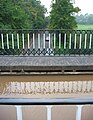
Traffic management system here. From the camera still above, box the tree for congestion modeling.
[49,0,80,29]
[0,0,48,29]
[0,0,29,29]
[21,0,47,29]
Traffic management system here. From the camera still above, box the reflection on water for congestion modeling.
[0,81,93,95]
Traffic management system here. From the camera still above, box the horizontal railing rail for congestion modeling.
[0,98,93,105]
[0,98,93,120]
[0,29,93,56]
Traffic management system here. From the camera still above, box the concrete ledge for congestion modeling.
[0,56,93,75]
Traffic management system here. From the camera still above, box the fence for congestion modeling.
[0,29,93,56]
[0,98,93,120]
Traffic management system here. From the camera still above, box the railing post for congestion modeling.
[15,106,22,120]
[79,34,82,49]
[43,33,45,49]
[76,105,83,120]
[54,33,56,49]
[49,33,51,48]
[64,33,66,49]
[33,33,35,49]
[17,34,19,49]
[1,34,4,49]
[69,33,72,49]
[59,33,61,49]
[84,34,87,49]
[12,34,14,49]
[28,33,30,49]
[7,34,9,49]
[22,33,25,49]
[38,33,40,49]
[74,34,77,49]
[46,106,52,120]
[89,34,92,49]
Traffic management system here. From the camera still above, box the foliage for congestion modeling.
[0,0,28,29]
[49,0,80,29]
[21,0,47,29]
[0,0,47,29]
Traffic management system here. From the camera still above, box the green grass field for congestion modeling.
[77,24,93,30]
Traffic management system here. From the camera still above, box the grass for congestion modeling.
[77,24,93,30]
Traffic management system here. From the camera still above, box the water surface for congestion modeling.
[0,75,93,98]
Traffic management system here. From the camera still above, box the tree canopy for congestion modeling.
[0,0,47,29]
[49,0,80,29]
[0,0,81,29]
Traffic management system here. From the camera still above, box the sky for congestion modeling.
[40,0,93,15]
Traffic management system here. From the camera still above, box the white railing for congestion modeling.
[0,98,93,120]
[15,105,83,120]
[0,29,93,56]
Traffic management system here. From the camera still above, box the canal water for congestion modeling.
[0,75,93,120]
[0,75,93,98]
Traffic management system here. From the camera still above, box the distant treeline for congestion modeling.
[75,14,93,25]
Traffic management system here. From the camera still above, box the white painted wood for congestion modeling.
[43,33,45,49]
[49,33,51,48]
[54,33,56,49]
[69,33,72,49]
[17,34,19,49]
[27,33,30,49]
[74,34,77,49]
[22,33,25,49]
[7,34,9,49]
[84,34,87,49]
[76,105,83,120]
[12,34,14,49]
[46,106,52,120]
[59,33,61,49]
[38,33,40,49]
[89,34,92,49]
[33,33,35,49]
[64,33,66,49]
[79,34,82,49]
[15,106,22,120]
[1,34,4,49]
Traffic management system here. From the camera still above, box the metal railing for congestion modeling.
[0,98,93,120]
[0,29,93,56]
